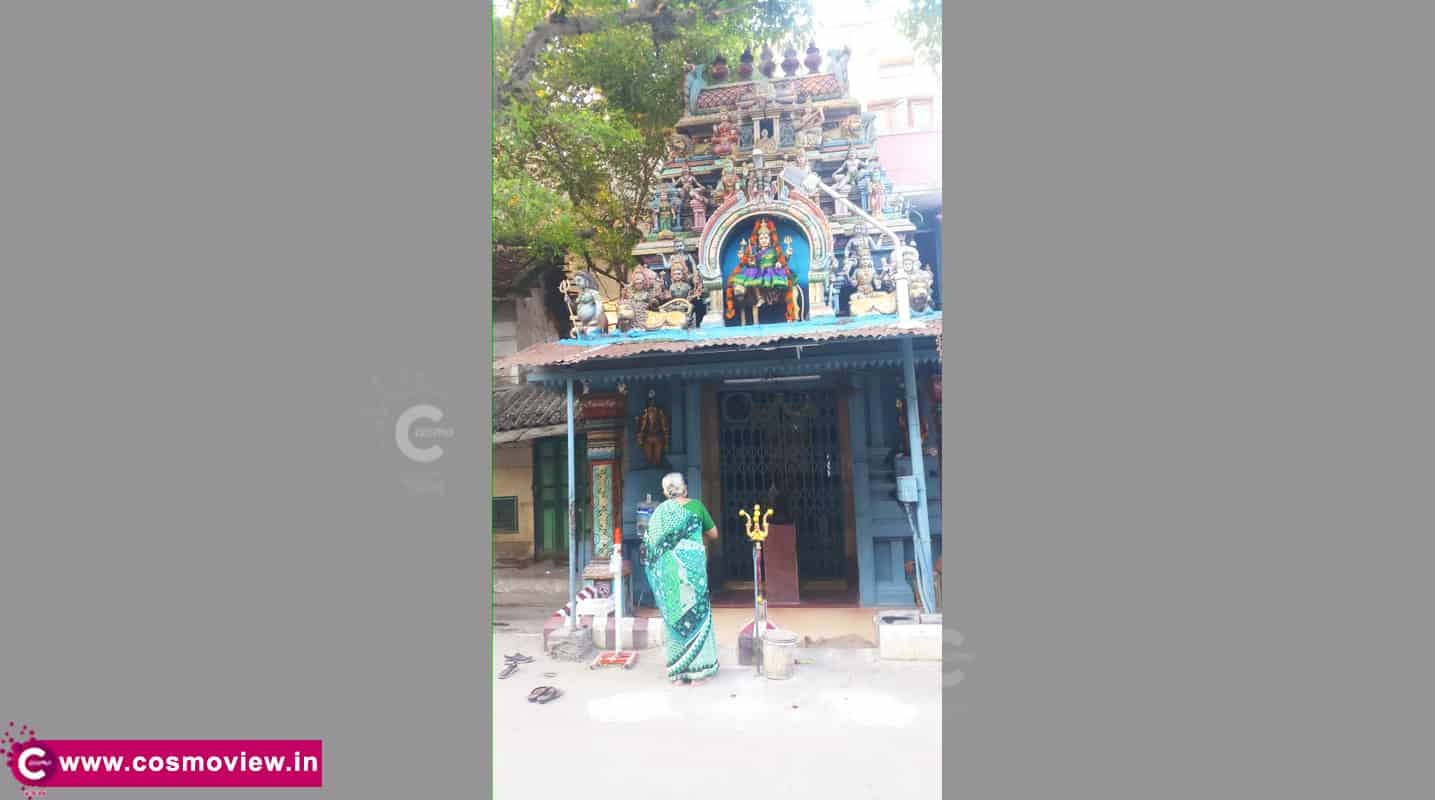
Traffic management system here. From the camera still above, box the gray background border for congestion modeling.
[3,1,1432,798]
[944,1,1433,797]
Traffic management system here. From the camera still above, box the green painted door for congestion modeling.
[533,435,588,561]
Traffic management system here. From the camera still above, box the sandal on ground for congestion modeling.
[527,686,560,704]
[498,662,518,679]
[505,653,534,664]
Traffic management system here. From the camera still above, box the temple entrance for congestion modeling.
[714,388,851,605]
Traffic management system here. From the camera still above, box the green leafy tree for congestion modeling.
[493,0,813,285]
[894,0,941,68]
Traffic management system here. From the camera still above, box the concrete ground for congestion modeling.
[491,622,942,799]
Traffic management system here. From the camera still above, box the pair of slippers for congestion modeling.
[527,686,562,704]
[497,652,534,680]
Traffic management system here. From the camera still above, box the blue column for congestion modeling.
[565,379,577,628]
[900,339,936,612]
[865,373,887,449]
[684,382,702,501]
[849,374,875,606]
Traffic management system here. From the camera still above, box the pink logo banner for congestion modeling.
[7,739,322,789]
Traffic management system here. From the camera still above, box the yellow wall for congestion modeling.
[493,442,534,561]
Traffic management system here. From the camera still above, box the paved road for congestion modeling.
[491,627,942,799]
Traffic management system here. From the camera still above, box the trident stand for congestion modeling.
[739,504,773,676]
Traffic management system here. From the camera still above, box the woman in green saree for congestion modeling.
[642,472,720,686]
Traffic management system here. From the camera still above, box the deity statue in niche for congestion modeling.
[677,164,710,231]
[846,226,898,316]
[850,241,881,298]
[856,158,874,211]
[754,124,775,154]
[615,264,663,332]
[868,163,888,214]
[894,394,931,456]
[724,217,800,325]
[634,391,670,467]
[666,131,693,163]
[899,245,936,312]
[665,245,703,304]
[830,146,863,208]
[712,159,739,206]
[711,112,740,157]
[794,94,825,150]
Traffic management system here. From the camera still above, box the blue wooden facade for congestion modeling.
[525,316,941,608]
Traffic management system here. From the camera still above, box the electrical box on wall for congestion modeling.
[896,475,919,504]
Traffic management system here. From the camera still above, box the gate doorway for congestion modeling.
[715,388,849,603]
[532,435,588,562]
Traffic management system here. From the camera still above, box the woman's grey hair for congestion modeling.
[661,472,687,499]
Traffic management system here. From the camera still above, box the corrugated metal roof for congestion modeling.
[495,313,942,371]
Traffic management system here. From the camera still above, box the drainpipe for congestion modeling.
[900,339,937,613]
[566,379,577,630]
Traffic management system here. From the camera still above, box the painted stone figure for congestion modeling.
[845,229,898,316]
[831,146,863,204]
[635,392,670,467]
[899,245,936,312]
[856,159,873,212]
[563,270,608,337]
[665,247,702,304]
[794,95,825,150]
[711,112,740,157]
[666,131,693,163]
[827,45,851,93]
[868,162,887,214]
[725,217,799,324]
[754,125,775,154]
[616,265,661,332]
[712,159,739,206]
[678,165,710,231]
[665,181,682,233]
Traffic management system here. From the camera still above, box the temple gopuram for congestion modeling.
[499,41,942,619]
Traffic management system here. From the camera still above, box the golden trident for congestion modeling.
[739,504,773,542]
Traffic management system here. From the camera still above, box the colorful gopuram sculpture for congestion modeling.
[603,35,928,333]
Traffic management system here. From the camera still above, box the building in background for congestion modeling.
[492,247,586,563]
[816,3,943,303]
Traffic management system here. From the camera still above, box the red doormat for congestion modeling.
[589,651,640,670]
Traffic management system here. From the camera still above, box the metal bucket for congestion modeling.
[762,630,800,680]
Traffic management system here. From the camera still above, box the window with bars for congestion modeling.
[493,496,519,532]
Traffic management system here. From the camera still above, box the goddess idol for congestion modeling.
[724,217,800,324]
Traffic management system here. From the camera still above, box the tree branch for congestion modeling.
[497,0,703,104]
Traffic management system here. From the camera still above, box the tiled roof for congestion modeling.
[495,313,941,371]
[492,384,567,432]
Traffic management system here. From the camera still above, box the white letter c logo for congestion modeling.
[18,746,48,781]
[397,404,444,463]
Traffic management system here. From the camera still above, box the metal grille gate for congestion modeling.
[718,389,845,582]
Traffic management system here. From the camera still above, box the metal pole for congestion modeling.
[753,541,763,676]
[612,525,623,651]
[901,339,937,613]
[566,379,577,630]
